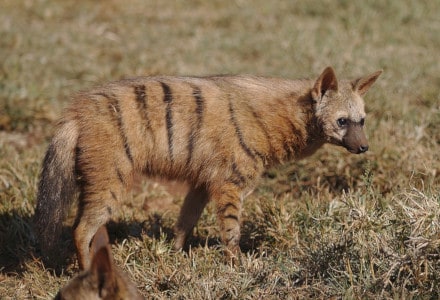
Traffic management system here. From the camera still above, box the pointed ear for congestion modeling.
[90,225,110,257]
[352,70,383,96]
[312,66,338,101]
[91,246,117,297]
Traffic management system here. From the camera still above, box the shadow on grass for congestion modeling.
[130,213,271,257]
[0,210,272,275]
[0,208,83,274]
[131,213,221,251]
[0,209,37,273]
[0,210,146,275]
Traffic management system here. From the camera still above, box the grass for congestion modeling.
[0,0,439,298]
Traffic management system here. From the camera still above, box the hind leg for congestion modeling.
[73,193,114,270]
[73,152,132,269]
[74,176,131,270]
[173,184,209,250]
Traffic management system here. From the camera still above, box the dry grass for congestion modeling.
[0,0,439,299]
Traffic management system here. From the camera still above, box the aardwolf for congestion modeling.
[35,66,382,269]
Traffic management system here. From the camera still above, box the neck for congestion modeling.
[258,87,325,165]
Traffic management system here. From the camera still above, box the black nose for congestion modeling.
[359,145,369,153]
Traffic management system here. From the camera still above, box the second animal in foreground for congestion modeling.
[55,226,143,299]
[34,66,382,269]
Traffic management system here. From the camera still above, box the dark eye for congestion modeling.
[337,118,348,127]
[360,118,365,126]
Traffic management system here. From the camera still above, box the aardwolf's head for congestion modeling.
[312,67,382,154]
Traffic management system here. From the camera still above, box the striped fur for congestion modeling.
[34,67,382,269]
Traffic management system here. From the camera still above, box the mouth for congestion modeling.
[346,147,361,154]
[329,137,368,154]
[344,144,368,154]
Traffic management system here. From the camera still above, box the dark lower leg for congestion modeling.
[173,184,209,250]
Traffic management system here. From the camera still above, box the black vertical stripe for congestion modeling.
[110,191,118,201]
[97,92,134,165]
[160,82,174,163]
[283,116,305,158]
[229,161,246,188]
[134,85,152,129]
[186,85,204,166]
[228,100,257,161]
[249,108,272,162]
[134,85,146,103]
[74,145,84,186]
[194,87,204,116]
[115,168,125,185]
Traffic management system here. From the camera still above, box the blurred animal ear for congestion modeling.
[90,225,110,257]
[90,226,117,297]
[352,70,383,96]
[90,246,117,298]
[312,66,338,101]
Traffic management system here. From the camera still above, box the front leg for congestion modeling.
[173,184,210,250]
[212,183,244,262]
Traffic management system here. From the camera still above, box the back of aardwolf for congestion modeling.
[55,226,143,300]
[34,66,382,269]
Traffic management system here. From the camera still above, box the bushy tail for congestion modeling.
[34,119,79,262]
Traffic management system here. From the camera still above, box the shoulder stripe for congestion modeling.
[160,82,174,163]
[96,92,134,165]
[282,116,306,158]
[228,100,256,162]
[249,108,273,162]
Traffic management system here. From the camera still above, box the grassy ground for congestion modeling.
[0,0,439,299]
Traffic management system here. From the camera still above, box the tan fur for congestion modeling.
[55,226,143,300]
[34,67,382,269]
